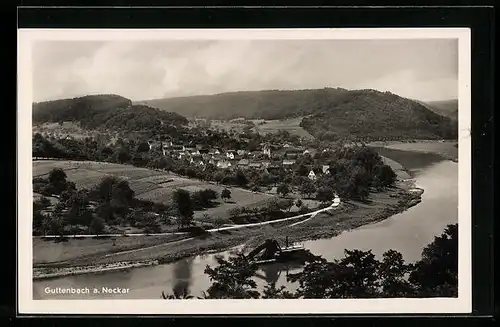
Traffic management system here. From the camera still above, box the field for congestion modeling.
[207,117,314,140]
[32,122,98,140]
[252,117,315,139]
[32,160,276,221]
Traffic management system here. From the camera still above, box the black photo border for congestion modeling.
[9,4,496,325]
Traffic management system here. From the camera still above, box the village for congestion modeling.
[150,139,331,181]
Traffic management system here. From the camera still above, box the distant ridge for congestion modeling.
[138,88,458,141]
[417,99,458,120]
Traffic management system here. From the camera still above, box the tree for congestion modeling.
[48,168,67,185]
[89,217,105,236]
[234,170,248,186]
[221,188,231,202]
[277,183,291,197]
[137,141,150,153]
[116,148,131,164]
[262,281,296,299]
[296,164,309,177]
[191,189,218,209]
[409,224,458,297]
[378,250,415,297]
[277,198,294,212]
[295,199,303,209]
[374,164,397,187]
[173,189,194,228]
[96,202,114,223]
[316,187,334,203]
[299,180,316,199]
[49,217,65,236]
[204,254,260,299]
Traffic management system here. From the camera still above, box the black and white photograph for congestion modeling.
[18,28,471,314]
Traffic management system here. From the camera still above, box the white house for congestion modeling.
[237,149,246,156]
[263,145,271,157]
[322,165,330,174]
[217,160,232,169]
[308,170,317,181]
[226,151,235,160]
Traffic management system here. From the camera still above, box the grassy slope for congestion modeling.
[33,160,275,220]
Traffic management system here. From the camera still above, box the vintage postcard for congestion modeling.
[18,28,471,315]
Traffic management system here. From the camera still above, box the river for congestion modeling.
[33,149,458,300]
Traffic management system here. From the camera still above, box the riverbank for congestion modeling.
[33,178,421,280]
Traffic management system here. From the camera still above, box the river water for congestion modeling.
[33,149,458,300]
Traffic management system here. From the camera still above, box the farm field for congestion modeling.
[208,117,314,140]
[32,160,276,221]
[33,121,98,140]
[252,117,315,139]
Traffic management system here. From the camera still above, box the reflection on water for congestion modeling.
[171,257,194,296]
[34,153,458,299]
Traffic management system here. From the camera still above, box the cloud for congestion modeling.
[32,39,458,102]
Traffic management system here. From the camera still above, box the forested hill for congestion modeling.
[138,88,353,120]
[300,89,458,141]
[139,88,458,141]
[33,94,189,131]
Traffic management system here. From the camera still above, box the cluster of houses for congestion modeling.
[149,140,330,180]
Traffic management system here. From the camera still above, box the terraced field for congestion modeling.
[32,160,276,220]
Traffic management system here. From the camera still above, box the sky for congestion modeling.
[32,39,458,103]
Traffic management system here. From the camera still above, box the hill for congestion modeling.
[139,88,457,141]
[300,90,457,141]
[420,99,458,120]
[33,94,189,131]
[138,88,353,120]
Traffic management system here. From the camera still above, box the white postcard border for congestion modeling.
[17,28,472,315]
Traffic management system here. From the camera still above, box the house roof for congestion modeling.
[238,159,249,165]
[283,160,296,165]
